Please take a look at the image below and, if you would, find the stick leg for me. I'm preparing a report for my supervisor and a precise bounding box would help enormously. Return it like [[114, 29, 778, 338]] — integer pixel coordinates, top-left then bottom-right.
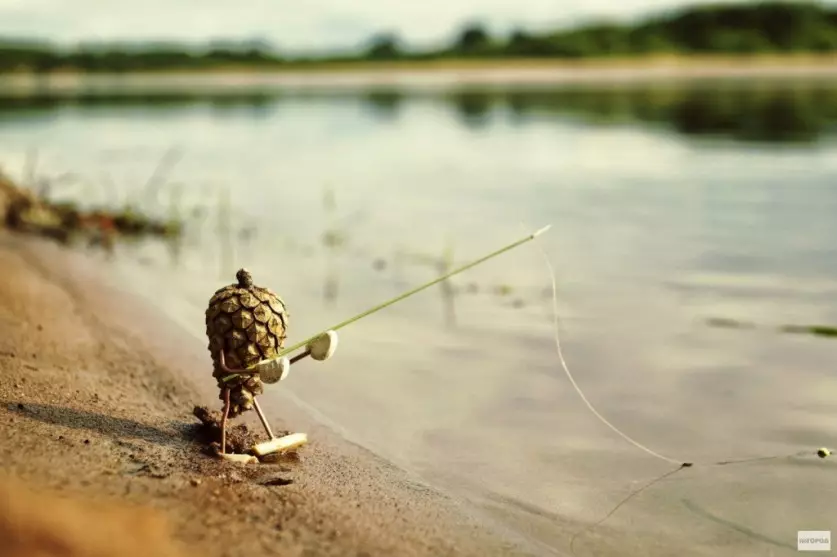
[[252, 397, 275, 440], [220, 387, 231, 455]]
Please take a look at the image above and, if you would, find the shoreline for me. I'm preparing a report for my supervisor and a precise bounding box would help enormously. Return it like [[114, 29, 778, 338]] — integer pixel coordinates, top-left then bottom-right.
[[3, 55, 837, 96], [4, 53, 837, 74], [0, 232, 538, 557]]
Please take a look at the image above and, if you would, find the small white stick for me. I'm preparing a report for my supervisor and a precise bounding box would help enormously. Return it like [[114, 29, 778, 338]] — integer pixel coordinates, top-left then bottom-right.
[[217, 453, 259, 464], [253, 433, 308, 456]]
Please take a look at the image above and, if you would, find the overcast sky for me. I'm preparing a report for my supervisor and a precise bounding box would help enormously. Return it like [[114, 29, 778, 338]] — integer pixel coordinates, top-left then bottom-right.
[[0, 0, 818, 52]]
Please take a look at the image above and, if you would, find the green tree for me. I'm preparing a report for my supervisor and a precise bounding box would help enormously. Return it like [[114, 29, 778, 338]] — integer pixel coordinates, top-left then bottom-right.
[[807, 25, 837, 51], [507, 29, 555, 56], [455, 23, 490, 54], [366, 33, 402, 60]]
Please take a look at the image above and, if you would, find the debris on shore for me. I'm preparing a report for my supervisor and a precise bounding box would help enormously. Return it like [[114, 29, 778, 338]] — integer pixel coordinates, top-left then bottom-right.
[[0, 171, 182, 251], [706, 316, 837, 340]]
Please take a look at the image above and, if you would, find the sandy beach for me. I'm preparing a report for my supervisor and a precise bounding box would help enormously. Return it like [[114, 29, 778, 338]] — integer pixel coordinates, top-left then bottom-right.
[[3, 56, 837, 97], [0, 231, 537, 557]]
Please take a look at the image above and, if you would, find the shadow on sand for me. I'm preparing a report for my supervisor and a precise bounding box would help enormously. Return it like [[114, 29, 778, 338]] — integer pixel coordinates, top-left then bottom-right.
[[6, 401, 194, 447]]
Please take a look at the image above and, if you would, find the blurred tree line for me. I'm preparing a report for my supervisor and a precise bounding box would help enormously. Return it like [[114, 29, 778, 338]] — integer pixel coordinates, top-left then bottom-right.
[[0, 39, 283, 73], [2, 1, 837, 73]]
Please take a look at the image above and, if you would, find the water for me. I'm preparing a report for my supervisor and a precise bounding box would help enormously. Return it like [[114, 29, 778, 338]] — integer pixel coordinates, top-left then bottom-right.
[[2, 76, 837, 556]]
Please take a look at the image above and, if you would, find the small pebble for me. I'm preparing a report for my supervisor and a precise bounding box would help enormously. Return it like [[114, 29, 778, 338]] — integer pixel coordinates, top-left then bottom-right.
[[83, 439, 90, 445], [190, 478, 202, 487]]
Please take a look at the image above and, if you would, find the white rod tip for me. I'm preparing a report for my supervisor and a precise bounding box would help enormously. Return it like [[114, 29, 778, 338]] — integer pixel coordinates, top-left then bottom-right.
[[532, 225, 552, 238]]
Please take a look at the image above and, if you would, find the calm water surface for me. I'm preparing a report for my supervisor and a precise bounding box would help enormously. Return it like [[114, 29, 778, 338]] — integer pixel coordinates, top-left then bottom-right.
[[2, 77, 836, 556]]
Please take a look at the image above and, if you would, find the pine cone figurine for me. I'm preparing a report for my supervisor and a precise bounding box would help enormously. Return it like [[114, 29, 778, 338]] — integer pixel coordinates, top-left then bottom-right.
[[205, 268, 288, 418]]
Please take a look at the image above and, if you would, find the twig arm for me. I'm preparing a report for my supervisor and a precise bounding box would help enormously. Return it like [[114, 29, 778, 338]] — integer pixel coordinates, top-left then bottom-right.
[[219, 349, 258, 375]]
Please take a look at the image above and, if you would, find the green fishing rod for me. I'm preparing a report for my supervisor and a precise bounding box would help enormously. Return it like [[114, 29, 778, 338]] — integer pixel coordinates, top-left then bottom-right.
[[221, 224, 552, 383]]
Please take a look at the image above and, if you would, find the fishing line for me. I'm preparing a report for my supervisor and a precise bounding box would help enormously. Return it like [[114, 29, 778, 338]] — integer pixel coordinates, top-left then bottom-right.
[[537, 243, 683, 466], [524, 227, 832, 555], [569, 464, 687, 555]]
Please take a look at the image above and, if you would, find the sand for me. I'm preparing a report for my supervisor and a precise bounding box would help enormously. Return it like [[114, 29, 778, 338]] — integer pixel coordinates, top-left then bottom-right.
[[0, 476, 189, 557], [3, 56, 837, 98], [0, 231, 536, 557]]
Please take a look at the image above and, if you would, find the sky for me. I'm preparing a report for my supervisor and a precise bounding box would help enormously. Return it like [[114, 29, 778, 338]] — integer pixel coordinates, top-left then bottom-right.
[[0, 0, 816, 53]]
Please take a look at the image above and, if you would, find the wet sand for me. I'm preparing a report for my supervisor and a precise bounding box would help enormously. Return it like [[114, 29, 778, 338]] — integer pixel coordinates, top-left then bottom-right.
[[0, 231, 536, 557]]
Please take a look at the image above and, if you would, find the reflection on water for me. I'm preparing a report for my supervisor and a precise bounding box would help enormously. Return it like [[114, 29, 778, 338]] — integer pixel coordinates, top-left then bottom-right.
[[447, 83, 837, 142], [5, 80, 837, 143], [1, 76, 837, 556], [363, 90, 402, 121]]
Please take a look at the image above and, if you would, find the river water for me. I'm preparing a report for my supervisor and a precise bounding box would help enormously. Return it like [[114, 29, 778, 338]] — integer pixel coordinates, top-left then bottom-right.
[[2, 74, 836, 556]]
